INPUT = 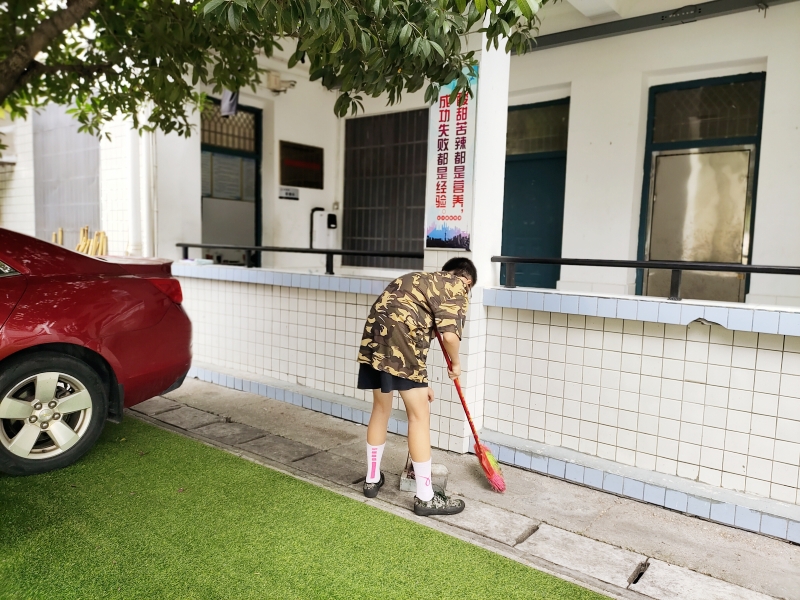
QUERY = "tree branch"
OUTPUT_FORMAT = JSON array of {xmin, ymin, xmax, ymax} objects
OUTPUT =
[
  {"xmin": 16, "ymin": 60, "xmax": 113, "ymax": 89},
  {"xmin": 0, "ymin": 0, "xmax": 102, "ymax": 105}
]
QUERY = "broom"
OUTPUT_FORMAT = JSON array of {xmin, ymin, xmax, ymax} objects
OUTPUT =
[{"xmin": 435, "ymin": 329, "xmax": 505, "ymax": 493}]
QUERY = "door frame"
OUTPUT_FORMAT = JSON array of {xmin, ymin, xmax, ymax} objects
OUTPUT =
[
  {"xmin": 635, "ymin": 72, "xmax": 767, "ymax": 296},
  {"xmin": 201, "ymin": 98, "xmax": 263, "ymax": 266}
]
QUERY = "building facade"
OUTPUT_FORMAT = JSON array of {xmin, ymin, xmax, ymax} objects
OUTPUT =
[{"xmin": 2, "ymin": 0, "xmax": 800, "ymax": 541}]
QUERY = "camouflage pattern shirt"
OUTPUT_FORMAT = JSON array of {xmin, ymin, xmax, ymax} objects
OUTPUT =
[{"xmin": 358, "ymin": 271, "xmax": 469, "ymax": 383}]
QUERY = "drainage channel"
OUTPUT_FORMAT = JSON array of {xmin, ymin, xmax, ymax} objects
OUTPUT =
[{"xmin": 627, "ymin": 558, "xmax": 650, "ymax": 588}]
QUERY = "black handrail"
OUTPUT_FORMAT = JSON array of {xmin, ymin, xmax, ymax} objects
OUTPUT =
[
  {"xmin": 177, "ymin": 243, "xmax": 423, "ymax": 275},
  {"xmin": 491, "ymin": 255, "xmax": 800, "ymax": 301}
]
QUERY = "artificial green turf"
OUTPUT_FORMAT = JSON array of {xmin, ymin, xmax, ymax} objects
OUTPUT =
[{"xmin": 0, "ymin": 418, "xmax": 608, "ymax": 600}]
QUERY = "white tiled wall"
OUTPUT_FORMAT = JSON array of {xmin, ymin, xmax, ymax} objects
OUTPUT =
[
  {"xmin": 0, "ymin": 119, "xmax": 36, "ymax": 235},
  {"xmin": 178, "ymin": 269, "xmax": 486, "ymax": 453},
  {"xmin": 483, "ymin": 306, "xmax": 800, "ymax": 506}
]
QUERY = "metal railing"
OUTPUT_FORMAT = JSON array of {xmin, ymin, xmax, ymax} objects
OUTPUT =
[
  {"xmin": 491, "ymin": 256, "xmax": 800, "ymax": 301},
  {"xmin": 177, "ymin": 243, "xmax": 423, "ymax": 275}
]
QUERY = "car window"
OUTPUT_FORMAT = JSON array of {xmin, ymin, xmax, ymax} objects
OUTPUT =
[{"xmin": 0, "ymin": 260, "xmax": 19, "ymax": 277}]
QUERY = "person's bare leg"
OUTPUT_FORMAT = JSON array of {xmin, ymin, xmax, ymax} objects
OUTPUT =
[
  {"xmin": 367, "ymin": 389, "xmax": 393, "ymax": 446},
  {"xmin": 398, "ymin": 387, "xmax": 431, "ymax": 462}
]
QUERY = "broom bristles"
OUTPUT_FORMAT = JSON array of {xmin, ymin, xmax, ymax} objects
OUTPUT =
[{"xmin": 475, "ymin": 443, "xmax": 506, "ymax": 493}]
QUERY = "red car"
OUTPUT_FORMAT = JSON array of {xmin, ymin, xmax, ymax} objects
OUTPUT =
[{"xmin": 0, "ymin": 228, "xmax": 191, "ymax": 475}]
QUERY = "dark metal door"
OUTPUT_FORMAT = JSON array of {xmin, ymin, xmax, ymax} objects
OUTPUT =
[{"xmin": 501, "ymin": 154, "xmax": 566, "ymax": 288}]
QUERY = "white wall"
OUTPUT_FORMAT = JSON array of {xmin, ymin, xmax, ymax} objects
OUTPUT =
[
  {"xmin": 0, "ymin": 118, "xmax": 36, "ymax": 236},
  {"xmin": 509, "ymin": 3, "xmax": 800, "ymax": 301}
]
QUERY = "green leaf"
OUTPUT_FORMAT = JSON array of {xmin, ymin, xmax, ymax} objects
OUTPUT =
[
  {"xmin": 203, "ymin": 0, "xmax": 225, "ymax": 15},
  {"xmin": 227, "ymin": 5, "xmax": 239, "ymax": 30},
  {"xmin": 233, "ymin": 0, "xmax": 248, "ymax": 8},
  {"xmin": 399, "ymin": 23, "xmax": 411, "ymax": 47},
  {"xmin": 475, "ymin": 0, "xmax": 486, "ymax": 13},
  {"xmin": 429, "ymin": 40, "xmax": 445, "ymax": 58},
  {"xmin": 387, "ymin": 20, "xmax": 400, "ymax": 45},
  {"xmin": 455, "ymin": 0, "xmax": 467, "ymax": 11},
  {"xmin": 331, "ymin": 32, "xmax": 344, "ymax": 53},
  {"xmin": 516, "ymin": 0, "xmax": 534, "ymax": 19}
]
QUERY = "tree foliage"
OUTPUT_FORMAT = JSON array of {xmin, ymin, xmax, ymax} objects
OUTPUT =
[{"xmin": 0, "ymin": 0, "xmax": 549, "ymax": 137}]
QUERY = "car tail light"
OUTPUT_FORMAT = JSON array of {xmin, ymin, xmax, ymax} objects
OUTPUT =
[{"xmin": 147, "ymin": 278, "xmax": 183, "ymax": 304}]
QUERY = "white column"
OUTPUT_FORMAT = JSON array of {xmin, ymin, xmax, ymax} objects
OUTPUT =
[
  {"xmin": 428, "ymin": 39, "xmax": 511, "ymax": 454},
  {"xmin": 127, "ymin": 127, "xmax": 142, "ymax": 256}
]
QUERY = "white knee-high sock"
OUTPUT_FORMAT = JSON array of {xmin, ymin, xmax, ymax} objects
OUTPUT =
[
  {"xmin": 412, "ymin": 459, "xmax": 434, "ymax": 501},
  {"xmin": 366, "ymin": 443, "xmax": 385, "ymax": 483}
]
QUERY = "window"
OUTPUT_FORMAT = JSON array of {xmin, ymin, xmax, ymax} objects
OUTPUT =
[
  {"xmin": 201, "ymin": 102, "xmax": 257, "ymax": 152},
  {"xmin": 652, "ymin": 78, "xmax": 764, "ymax": 143},
  {"xmin": 506, "ymin": 101, "xmax": 569, "ymax": 155},
  {"xmin": 342, "ymin": 109, "xmax": 428, "ymax": 270}
]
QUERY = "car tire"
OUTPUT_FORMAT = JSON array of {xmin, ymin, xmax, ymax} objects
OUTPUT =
[{"xmin": 0, "ymin": 352, "xmax": 108, "ymax": 476}]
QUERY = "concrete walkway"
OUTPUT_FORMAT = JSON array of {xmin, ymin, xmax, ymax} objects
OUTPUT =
[{"xmin": 129, "ymin": 378, "xmax": 799, "ymax": 600}]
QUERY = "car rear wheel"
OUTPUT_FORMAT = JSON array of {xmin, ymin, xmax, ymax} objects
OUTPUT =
[{"xmin": 0, "ymin": 352, "xmax": 108, "ymax": 476}]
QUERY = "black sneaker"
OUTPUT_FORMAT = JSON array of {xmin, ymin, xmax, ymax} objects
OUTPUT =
[
  {"xmin": 363, "ymin": 472, "xmax": 385, "ymax": 498},
  {"xmin": 413, "ymin": 491, "xmax": 465, "ymax": 517}
]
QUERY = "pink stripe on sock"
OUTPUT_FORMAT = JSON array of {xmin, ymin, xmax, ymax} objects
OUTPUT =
[{"xmin": 370, "ymin": 448, "xmax": 377, "ymax": 479}]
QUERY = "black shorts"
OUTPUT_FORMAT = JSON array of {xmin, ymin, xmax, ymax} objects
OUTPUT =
[{"xmin": 357, "ymin": 363, "xmax": 428, "ymax": 394}]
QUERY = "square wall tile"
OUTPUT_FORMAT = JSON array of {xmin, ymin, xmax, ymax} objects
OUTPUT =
[
  {"xmin": 734, "ymin": 506, "xmax": 761, "ymax": 532},
  {"xmin": 760, "ymin": 514, "xmax": 788, "ymax": 539},
  {"xmin": 561, "ymin": 296, "xmax": 579, "ymax": 315},
  {"xmin": 753, "ymin": 311, "xmax": 780, "ymax": 335},
  {"xmin": 665, "ymin": 490, "xmax": 688, "ymax": 512},
  {"xmin": 727, "ymin": 309, "xmax": 754, "ymax": 332},
  {"xmin": 603, "ymin": 473, "xmax": 624, "ymax": 494},
  {"xmin": 643, "ymin": 484, "xmax": 666, "ymax": 506},
  {"xmin": 687, "ymin": 496, "xmax": 711, "ymax": 518}
]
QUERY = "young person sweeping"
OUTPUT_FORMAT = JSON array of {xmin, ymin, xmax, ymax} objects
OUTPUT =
[{"xmin": 357, "ymin": 257, "xmax": 476, "ymax": 516}]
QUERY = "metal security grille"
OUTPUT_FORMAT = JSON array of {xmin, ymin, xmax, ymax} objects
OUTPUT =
[
  {"xmin": 201, "ymin": 102, "xmax": 257, "ymax": 152},
  {"xmin": 33, "ymin": 104, "xmax": 100, "ymax": 250},
  {"xmin": 506, "ymin": 101, "xmax": 569, "ymax": 155},
  {"xmin": 652, "ymin": 79, "xmax": 764, "ymax": 143},
  {"xmin": 342, "ymin": 109, "xmax": 428, "ymax": 270}
]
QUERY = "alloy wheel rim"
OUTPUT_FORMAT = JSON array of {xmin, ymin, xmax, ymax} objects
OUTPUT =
[{"xmin": 0, "ymin": 372, "xmax": 93, "ymax": 460}]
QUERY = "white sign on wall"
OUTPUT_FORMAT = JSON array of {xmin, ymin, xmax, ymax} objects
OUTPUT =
[{"xmin": 424, "ymin": 67, "xmax": 479, "ymax": 251}]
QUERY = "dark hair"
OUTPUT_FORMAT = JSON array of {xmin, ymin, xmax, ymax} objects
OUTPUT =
[{"xmin": 442, "ymin": 257, "xmax": 477, "ymax": 286}]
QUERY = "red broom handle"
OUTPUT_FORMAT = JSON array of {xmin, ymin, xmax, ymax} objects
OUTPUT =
[{"xmin": 434, "ymin": 329, "xmax": 482, "ymax": 446}]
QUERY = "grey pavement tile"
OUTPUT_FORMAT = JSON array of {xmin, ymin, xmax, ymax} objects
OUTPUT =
[
  {"xmin": 630, "ymin": 559, "xmax": 773, "ymax": 600},
  {"xmin": 433, "ymin": 498, "xmax": 539, "ymax": 546},
  {"xmin": 516, "ymin": 524, "xmax": 646, "ymax": 589},
  {"xmin": 192, "ymin": 421, "xmax": 266, "ymax": 445},
  {"xmin": 238, "ymin": 434, "xmax": 320, "ymax": 464},
  {"xmin": 156, "ymin": 406, "xmax": 224, "ymax": 430},
  {"xmin": 293, "ymin": 451, "xmax": 365, "ymax": 487},
  {"xmin": 131, "ymin": 396, "xmax": 181, "ymax": 416}
]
